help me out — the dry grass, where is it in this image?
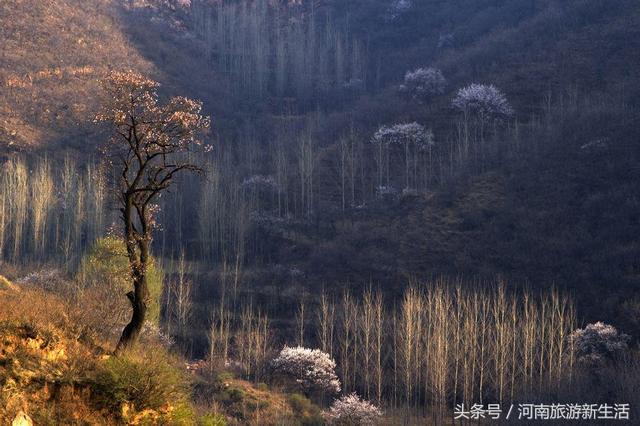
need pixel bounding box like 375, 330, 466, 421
0, 287, 109, 424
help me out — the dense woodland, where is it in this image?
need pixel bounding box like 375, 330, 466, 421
1, 0, 640, 424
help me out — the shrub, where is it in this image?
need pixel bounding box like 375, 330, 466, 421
271, 346, 341, 395
93, 351, 190, 413
570, 321, 630, 366
78, 236, 164, 324
324, 393, 383, 425
289, 393, 313, 414
170, 402, 197, 425
289, 393, 324, 426
217, 371, 235, 382
199, 412, 228, 426
226, 387, 246, 403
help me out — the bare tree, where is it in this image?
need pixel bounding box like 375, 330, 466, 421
96, 70, 210, 352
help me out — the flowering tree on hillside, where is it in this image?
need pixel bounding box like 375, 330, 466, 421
271, 346, 341, 395
325, 393, 383, 425
452, 83, 513, 120
371, 122, 434, 190
451, 83, 513, 164
570, 322, 630, 366
96, 70, 210, 352
399, 67, 446, 102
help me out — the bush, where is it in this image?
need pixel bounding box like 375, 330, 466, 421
170, 402, 197, 425
271, 346, 341, 395
289, 393, 313, 414
93, 351, 190, 413
289, 393, 324, 426
199, 412, 228, 426
324, 393, 383, 425
78, 236, 164, 324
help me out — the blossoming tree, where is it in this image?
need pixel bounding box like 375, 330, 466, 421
325, 393, 383, 425
451, 83, 513, 163
371, 122, 434, 190
96, 70, 210, 352
452, 83, 513, 120
399, 67, 446, 102
570, 322, 630, 366
271, 346, 341, 395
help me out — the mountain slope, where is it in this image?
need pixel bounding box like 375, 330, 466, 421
0, 0, 154, 151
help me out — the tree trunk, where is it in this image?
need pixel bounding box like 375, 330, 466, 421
115, 199, 150, 353
115, 278, 148, 353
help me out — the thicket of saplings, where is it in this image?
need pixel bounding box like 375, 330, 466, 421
184, 0, 367, 102
164, 278, 637, 419
204, 282, 579, 410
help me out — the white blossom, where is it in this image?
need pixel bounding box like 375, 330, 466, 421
570, 321, 630, 366
452, 83, 513, 120
325, 393, 383, 425
371, 122, 434, 151
399, 67, 446, 101
271, 346, 341, 394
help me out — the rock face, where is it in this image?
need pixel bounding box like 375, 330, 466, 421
12, 411, 33, 426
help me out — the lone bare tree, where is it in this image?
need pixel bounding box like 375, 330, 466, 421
96, 70, 210, 352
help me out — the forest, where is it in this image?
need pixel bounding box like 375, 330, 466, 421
1, 0, 639, 424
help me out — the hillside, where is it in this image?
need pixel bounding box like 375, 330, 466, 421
2, 0, 639, 337
0, 275, 324, 425
0, 0, 157, 152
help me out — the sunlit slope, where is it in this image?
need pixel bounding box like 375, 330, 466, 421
0, 0, 153, 151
